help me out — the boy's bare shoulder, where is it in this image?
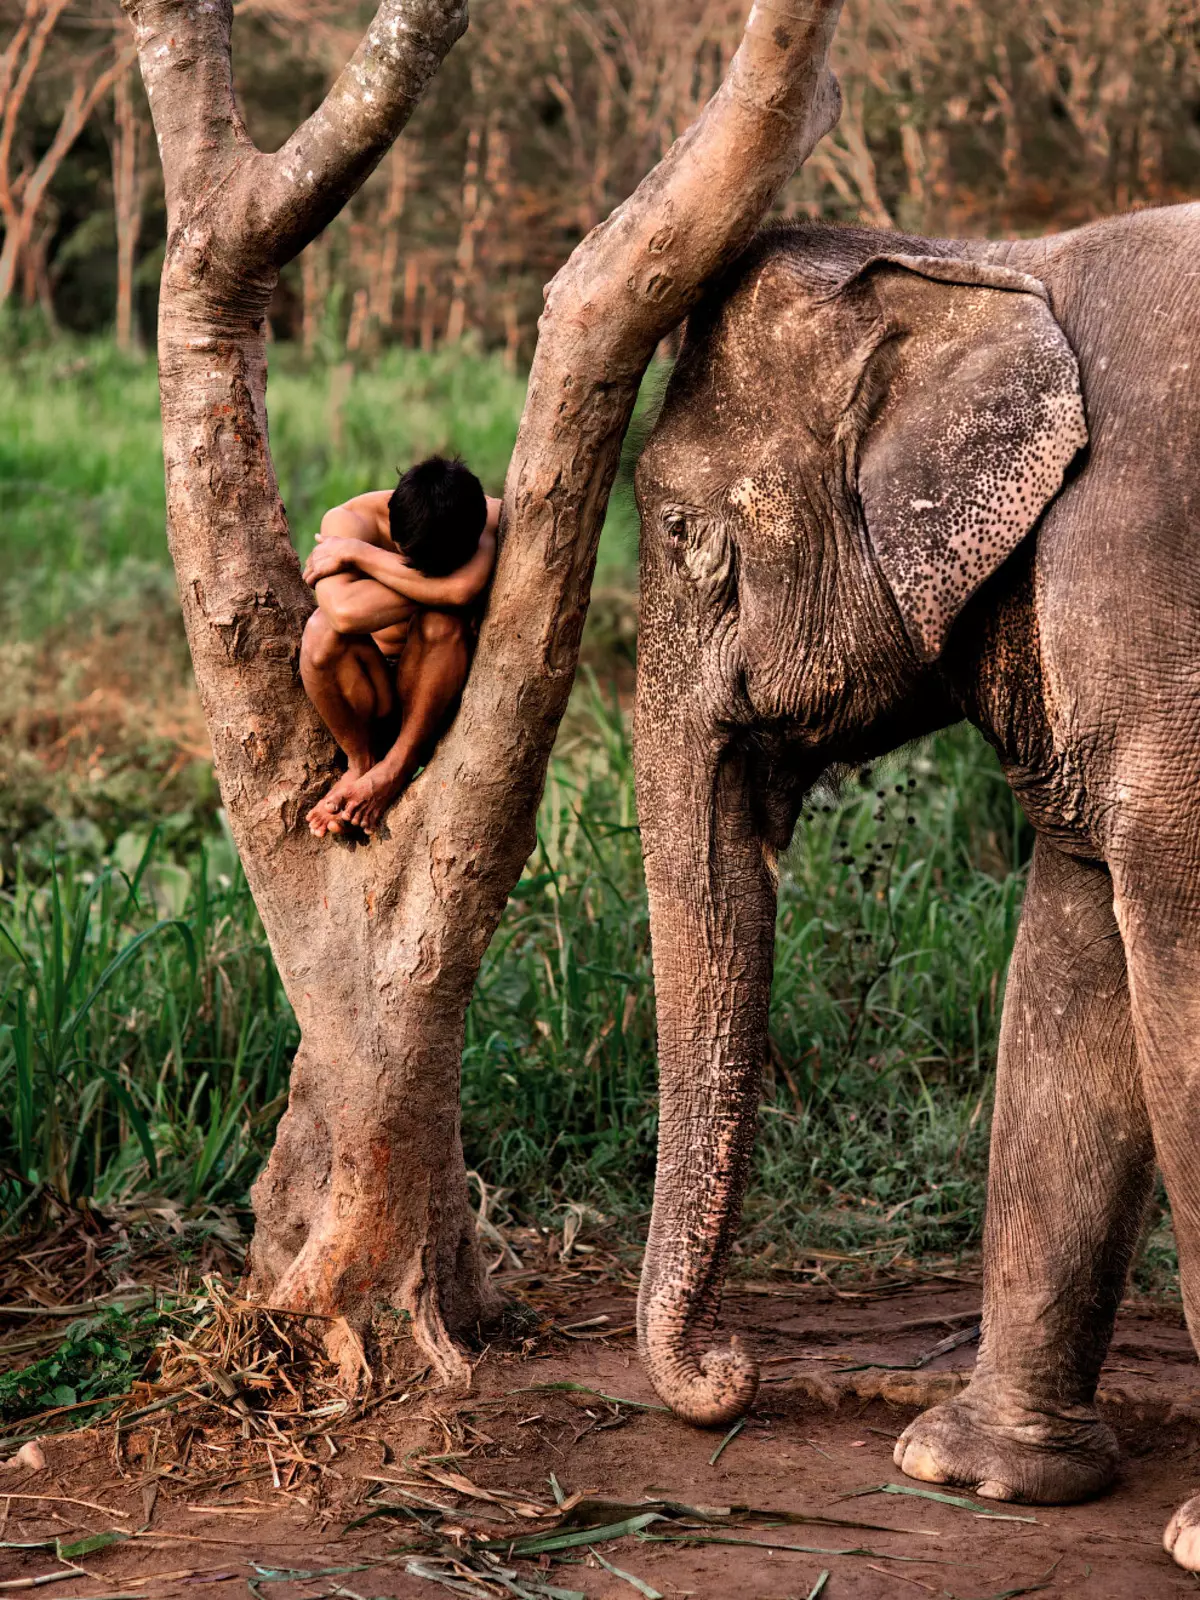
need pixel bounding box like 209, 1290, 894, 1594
337, 489, 395, 545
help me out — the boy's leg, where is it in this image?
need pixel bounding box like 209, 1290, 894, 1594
301, 609, 396, 837
330, 609, 471, 835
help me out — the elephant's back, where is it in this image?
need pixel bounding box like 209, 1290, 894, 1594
996, 205, 1200, 839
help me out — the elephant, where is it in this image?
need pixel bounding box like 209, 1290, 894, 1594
631, 201, 1200, 1571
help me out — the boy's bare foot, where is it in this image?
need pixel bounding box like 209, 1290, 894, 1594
328, 763, 410, 835
308, 767, 370, 837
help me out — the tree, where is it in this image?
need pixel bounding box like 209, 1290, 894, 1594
0, 0, 133, 310
110, 58, 143, 351
124, 0, 847, 1382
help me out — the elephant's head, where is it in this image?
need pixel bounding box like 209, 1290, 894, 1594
633, 226, 1087, 1425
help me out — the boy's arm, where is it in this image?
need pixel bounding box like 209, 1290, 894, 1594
304, 527, 497, 608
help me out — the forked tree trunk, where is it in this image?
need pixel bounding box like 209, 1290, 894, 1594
125, 0, 846, 1383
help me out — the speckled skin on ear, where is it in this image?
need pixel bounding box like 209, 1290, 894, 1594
854, 255, 1089, 662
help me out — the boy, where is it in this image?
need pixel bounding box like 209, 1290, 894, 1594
300, 455, 499, 838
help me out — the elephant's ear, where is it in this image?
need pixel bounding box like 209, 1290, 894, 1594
850, 254, 1088, 662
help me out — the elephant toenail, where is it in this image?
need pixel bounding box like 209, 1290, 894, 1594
900, 1441, 949, 1484
976, 1479, 1016, 1501
1171, 1525, 1200, 1572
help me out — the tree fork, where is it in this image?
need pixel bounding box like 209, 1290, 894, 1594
127, 0, 846, 1384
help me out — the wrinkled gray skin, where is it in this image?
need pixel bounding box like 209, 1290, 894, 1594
633, 203, 1200, 1571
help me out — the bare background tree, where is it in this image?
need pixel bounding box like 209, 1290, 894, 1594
3, 0, 1199, 346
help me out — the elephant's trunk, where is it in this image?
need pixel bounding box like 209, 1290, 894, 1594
635, 717, 779, 1427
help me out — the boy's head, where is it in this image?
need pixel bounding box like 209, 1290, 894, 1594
389, 455, 487, 577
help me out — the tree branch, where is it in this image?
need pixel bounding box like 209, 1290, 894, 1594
123, 0, 252, 224
380, 0, 848, 1073
0, 0, 71, 234
245, 0, 468, 265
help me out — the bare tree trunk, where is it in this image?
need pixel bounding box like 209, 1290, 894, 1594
0, 8, 133, 308
369, 145, 409, 330
401, 251, 420, 344
300, 236, 330, 359
112, 62, 141, 352
125, 0, 847, 1386
444, 103, 485, 343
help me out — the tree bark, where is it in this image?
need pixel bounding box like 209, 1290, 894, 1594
125, 0, 846, 1385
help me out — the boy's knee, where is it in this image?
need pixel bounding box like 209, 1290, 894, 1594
418, 609, 468, 650
301, 608, 345, 669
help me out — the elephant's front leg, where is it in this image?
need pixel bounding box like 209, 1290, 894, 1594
896, 838, 1154, 1502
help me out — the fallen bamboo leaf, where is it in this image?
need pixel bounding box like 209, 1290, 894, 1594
807, 1574, 831, 1600
708, 1417, 745, 1467
837, 1324, 982, 1374
640, 1534, 967, 1566
402, 1560, 493, 1599
476, 1561, 586, 1600
343, 1501, 441, 1534
350, 1479, 510, 1524
479, 1510, 665, 1556
129, 1530, 272, 1549
407, 1554, 585, 1600
420, 1465, 552, 1518
507, 1383, 670, 1412
587, 1545, 663, 1598
866, 1563, 938, 1594
250, 1562, 374, 1581
554, 1495, 933, 1537
0, 1292, 156, 1318
846, 1484, 1037, 1523
56, 1531, 128, 1560
945, 1571, 1057, 1600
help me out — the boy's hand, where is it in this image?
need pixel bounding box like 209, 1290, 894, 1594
304, 538, 368, 587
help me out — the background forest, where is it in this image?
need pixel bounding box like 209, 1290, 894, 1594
3, 0, 1200, 350
0, 0, 1191, 1352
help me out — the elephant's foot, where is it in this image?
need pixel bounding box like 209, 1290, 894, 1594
1165, 1494, 1200, 1571
894, 1390, 1118, 1504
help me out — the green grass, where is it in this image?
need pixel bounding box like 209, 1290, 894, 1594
0, 332, 1169, 1293
0, 335, 640, 635
0, 676, 1029, 1270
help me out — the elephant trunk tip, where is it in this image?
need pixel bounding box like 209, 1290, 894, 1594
645, 1327, 760, 1429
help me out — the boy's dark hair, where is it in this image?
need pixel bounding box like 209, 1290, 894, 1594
389, 455, 487, 578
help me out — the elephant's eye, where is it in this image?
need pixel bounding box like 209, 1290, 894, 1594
662, 508, 688, 540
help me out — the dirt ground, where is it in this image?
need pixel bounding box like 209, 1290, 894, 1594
3, 1273, 1199, 1600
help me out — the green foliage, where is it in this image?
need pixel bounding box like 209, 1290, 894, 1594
0, 831, 295, 1214
0, 685, 1023, 1266
0, 1302, 167, 1423
0, 339, 639, 640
